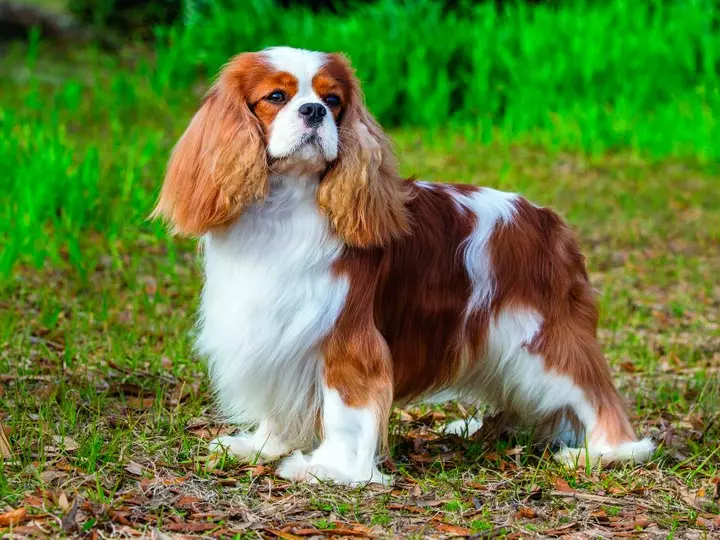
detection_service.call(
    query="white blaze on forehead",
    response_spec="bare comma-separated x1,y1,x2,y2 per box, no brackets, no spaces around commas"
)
263,47,327,90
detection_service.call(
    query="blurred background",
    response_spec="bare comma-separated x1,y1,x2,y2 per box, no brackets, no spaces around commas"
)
0,0,718,537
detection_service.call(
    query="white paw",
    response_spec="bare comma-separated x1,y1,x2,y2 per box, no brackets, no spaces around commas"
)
553,438,655,468
209,433,287,462
209,434,256,459
276,451,311,481
444,417,483,437
276,451,392,486
553,446,588,467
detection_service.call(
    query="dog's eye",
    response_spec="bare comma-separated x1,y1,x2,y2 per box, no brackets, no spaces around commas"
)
323,94,341,107
266,90,287,104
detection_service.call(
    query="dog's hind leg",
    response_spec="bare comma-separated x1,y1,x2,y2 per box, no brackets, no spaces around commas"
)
472,308,654,467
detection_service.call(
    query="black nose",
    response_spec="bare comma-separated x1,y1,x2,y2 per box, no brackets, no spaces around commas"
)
298,102,327,126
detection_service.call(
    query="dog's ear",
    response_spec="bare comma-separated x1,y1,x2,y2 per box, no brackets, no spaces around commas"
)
152,53,269,236
317,54,411,248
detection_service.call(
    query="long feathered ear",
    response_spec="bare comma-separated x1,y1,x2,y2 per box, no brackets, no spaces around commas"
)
151,54,268,236
317,54,411,248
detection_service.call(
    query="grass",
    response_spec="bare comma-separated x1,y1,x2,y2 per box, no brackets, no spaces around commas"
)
1,2,719,537
164,0,719,159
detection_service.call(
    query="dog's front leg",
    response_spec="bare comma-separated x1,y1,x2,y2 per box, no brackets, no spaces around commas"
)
276,328,393,486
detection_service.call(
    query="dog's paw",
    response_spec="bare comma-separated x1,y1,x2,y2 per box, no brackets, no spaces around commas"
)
276,451,311,481
209,434,256,459
276,452,392,486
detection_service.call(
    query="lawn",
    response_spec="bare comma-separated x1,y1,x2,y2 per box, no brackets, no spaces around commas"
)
1,4,719,539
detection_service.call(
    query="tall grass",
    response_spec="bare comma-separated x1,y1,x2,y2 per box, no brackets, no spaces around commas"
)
0,0,717,279
0,32,179,281
159,0,719,158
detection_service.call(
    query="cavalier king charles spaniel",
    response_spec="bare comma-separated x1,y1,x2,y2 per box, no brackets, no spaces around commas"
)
153,47,653,485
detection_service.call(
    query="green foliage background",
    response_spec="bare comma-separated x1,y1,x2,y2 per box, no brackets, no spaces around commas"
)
0,0,718,280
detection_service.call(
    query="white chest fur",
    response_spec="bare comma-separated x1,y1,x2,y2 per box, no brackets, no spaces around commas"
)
196,177,348,444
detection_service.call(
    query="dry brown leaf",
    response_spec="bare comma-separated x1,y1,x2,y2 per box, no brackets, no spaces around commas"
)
553,478,577,493
176,495,201,507
0,422,12,458
139,476,187,490
435,523,472,536
0,507,27,526
696,516,720,528
109,510,133,526
540,522,579,536
514,506,536,519
290,527,371,537
242,464,269,477
61,498,79,532
620,361,637,373
126,397,156,409
39,470,68,484
163,521,220,532
396,410,414,423
23,494,44,509
57,492,71,512
610,518,651,530
266,530,303,540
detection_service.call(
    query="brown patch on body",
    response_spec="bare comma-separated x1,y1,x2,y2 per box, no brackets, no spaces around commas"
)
325,181,637,448
488,198,635,444
323,184,476,406
375,185,478,401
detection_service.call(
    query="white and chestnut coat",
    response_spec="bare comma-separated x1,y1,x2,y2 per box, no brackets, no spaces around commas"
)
153,46,653,485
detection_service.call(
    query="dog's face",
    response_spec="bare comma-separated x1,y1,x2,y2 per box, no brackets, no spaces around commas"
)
256,48,346,174
153,46,410,247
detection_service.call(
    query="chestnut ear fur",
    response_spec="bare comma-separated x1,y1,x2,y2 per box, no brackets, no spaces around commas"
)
151,53,268,237
317,54,412,248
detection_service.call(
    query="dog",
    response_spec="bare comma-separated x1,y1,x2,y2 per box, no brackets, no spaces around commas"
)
152,46,653,485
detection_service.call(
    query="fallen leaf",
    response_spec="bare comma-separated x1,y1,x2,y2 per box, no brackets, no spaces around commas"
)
620,361,637,373
176,495,201,507
23,494,44,509
0,508,27,526
696,516,720,528
109,510,133,526
514,506,536,519
57,492,71,512
396,410,414,422
139,476,187,490
266,530,303,540
124,461,144,476
61,498,79,532
0,422,11,458
290,527,370,537
39,470,68,484
242,464,269,477
541,522,579,536
163,521,220,532
435,523,472,536
553,478,577,493
611,518,651,530
52,435,79,452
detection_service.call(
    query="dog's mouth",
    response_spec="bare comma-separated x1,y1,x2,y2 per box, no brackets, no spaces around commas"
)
299,131,322,149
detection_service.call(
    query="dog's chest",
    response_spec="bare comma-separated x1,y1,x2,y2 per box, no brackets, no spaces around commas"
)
197,183,348,366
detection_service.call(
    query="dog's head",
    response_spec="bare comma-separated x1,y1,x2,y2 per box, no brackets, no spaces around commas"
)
153,46,410,247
